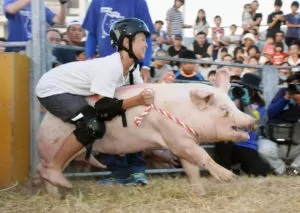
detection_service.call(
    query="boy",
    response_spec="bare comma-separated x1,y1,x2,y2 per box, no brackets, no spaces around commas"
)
284,1,300,47
175,50,204,81
36,18,154,188
211,15,225,60
267,0,284,38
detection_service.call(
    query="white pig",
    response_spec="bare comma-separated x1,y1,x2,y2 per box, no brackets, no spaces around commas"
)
36,71,255,195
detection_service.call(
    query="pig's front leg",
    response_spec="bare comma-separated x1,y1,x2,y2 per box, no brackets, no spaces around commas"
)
180,159,206,195
176,142,235,181
160,121,235,181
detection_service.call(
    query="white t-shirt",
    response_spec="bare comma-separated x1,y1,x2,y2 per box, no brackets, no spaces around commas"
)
36,52,143,98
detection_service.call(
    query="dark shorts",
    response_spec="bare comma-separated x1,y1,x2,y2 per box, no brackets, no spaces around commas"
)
38,93,89,122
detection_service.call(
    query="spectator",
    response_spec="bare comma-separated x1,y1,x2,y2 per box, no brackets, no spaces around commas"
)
198,53,213,80
166,0,192,41
271,42,288,66
284,1,300,47
227,24,241,55
230,75,241,82
0,37,7,52
47,29,62,68
82,0,155,185
215,73,270,177
211,15,225,60
3,0,66,52
175,50,204,81
53,19,84,64
278,62,293,85
154,20,169,49
275,30,288,52
247,45,260,61
223,54,233,63
233,47,245,62
287,43,300,67
47,29,61,44
207,70,216,83
266,0,284,38
75,42,86,61
193,9,209,36
151,33,160,57
61,32,69,42
151,49,173,82
258,72,300,175
168,34,187,70
251,0,263,30
261,35,275,64
242,3,254,32
215,47,228,63
82,0,155,83
189,32,213,59
242,33,256,56
231,61,244,77
243,57,259,76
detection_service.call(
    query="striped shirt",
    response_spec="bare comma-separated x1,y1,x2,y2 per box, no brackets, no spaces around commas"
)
166,7,183,36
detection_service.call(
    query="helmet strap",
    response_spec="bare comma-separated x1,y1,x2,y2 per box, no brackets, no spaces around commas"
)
129,62,138,85
122,37,139,63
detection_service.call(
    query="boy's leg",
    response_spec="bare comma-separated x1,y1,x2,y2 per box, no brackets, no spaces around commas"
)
39,134,83,188
38,94,104,188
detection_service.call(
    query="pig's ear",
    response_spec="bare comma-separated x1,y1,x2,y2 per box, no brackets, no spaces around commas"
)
190,89,214,109
215,70,231,93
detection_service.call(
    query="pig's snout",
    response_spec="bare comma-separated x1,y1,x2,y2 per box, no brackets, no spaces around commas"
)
236,113,257,131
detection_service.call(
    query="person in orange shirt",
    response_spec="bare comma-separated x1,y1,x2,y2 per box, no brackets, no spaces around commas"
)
271,42,288,66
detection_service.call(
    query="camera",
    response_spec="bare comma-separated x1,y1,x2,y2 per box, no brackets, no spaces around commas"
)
286,83,300,95
231,83,247,99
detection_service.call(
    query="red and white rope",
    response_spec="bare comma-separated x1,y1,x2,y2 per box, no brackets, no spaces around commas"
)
134,104,199,138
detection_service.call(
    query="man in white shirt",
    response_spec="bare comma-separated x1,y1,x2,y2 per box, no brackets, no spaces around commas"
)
36,18,154,188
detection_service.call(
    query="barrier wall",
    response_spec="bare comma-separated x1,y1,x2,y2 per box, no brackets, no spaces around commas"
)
0,53,30,188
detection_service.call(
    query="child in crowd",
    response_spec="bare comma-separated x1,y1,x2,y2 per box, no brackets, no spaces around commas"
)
242,57,259,76
271,42,288,66
262,35,275,63
231,61,244,77
198,53,214,80
211,15,225,60
287,43,300,67
228,24,241,55
215,47,228,62
207,70,216,83
242,4,254,31
233,47,245,62
175,50,204,81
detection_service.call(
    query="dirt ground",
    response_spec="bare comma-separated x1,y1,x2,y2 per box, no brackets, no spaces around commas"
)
1,175,300,213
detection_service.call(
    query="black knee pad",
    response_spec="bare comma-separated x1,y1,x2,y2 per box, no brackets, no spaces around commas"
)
72,106,106,146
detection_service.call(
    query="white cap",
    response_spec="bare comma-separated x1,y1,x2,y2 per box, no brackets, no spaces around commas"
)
242,33,256,43
67,19,83,28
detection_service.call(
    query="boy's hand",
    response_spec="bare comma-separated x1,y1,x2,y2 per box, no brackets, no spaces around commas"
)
139,89,154,106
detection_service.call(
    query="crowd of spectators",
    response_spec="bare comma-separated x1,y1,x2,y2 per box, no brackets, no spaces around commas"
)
1,0,300,178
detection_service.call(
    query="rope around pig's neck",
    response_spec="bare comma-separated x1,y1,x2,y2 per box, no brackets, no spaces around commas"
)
134,104,199,138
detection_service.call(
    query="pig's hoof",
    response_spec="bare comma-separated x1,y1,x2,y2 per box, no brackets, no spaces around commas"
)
211,167,236,182
191,185,206,196
38,166,73,189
